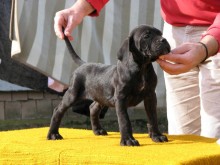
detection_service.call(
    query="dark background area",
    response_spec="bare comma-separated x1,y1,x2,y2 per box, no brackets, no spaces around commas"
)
0,0,48,90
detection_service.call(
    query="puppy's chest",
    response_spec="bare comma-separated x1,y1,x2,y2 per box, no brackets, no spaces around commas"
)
126,88,146,106
127,79,148,97
130,75,147,91
137,81,146,91
124,80,149,106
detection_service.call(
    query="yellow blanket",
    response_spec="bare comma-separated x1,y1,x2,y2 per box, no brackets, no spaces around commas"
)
0,128,220,164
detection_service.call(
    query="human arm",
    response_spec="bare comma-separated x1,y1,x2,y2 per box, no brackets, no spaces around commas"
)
157,14,220,75
54,0,108,40
156,36,218,75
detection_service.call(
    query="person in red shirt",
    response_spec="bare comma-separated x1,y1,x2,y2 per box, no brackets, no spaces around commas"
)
158,0,220,138
54,0,220,138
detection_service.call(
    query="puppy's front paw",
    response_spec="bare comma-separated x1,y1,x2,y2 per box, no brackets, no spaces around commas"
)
120,137,140,146
151,134,168,142
47,132,63,140
93,128,108,136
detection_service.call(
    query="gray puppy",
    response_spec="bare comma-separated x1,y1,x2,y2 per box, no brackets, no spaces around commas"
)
47,25,170,146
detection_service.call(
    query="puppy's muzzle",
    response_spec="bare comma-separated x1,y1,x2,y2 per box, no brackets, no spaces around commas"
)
150,38,170,61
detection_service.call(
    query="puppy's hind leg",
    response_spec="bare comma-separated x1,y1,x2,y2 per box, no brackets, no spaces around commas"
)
90,102,108,135
47,87,79,140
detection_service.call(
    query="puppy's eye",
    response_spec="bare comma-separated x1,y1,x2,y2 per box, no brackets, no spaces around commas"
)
144,34,149,38
143,32,151,39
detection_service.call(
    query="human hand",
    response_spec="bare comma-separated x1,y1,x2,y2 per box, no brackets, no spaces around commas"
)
156,42,207,75
157,35,219,75
54,8,82,40
54,0,95,40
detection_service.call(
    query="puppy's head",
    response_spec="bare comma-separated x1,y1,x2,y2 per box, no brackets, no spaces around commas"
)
129,25,170,62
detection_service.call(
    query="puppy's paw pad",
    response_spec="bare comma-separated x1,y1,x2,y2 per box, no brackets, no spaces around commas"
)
151,134,168,142
47,133,63,140
94,129,108,136
120,138,140,146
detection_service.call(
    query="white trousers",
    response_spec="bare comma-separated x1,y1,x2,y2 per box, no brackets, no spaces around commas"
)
163,22,220,138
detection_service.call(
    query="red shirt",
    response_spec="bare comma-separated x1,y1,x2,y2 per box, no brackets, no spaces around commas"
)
161,0,220,26
161,0,220,47
88,0,220,47
87,0,109,16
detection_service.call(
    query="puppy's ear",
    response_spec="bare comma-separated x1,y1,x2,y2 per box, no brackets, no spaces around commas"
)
129,33,144,56
117,38,129,61
129,32,149,64
129,33,135,53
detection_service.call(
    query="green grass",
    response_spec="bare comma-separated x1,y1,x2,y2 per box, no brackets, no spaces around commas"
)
0,119,51,131
0,117,92,131
0,108,168,133
0,118,167,134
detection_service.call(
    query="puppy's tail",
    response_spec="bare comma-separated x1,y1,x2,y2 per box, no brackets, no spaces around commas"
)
62,28,85,66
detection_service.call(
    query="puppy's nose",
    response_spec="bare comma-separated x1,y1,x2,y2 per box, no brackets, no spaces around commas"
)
160,38,166,42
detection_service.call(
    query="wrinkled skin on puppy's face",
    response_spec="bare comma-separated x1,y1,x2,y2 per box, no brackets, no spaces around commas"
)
131,25,171,62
